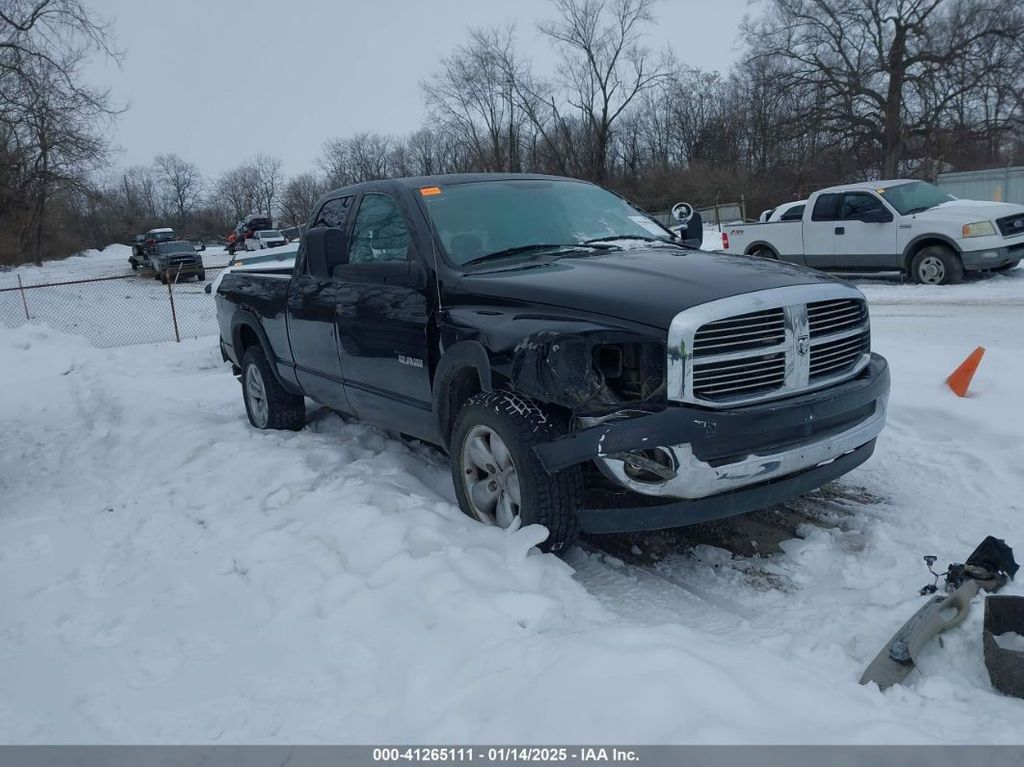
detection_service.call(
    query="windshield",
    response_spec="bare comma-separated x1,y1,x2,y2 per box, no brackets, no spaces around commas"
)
422,179,672,266
877,181,954,215
259,230,283,239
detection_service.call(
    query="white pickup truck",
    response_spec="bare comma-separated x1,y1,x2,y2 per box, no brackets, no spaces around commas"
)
725,179,1024,284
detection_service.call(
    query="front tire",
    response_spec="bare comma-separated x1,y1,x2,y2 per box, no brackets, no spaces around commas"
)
450,391,581,552
240,346,305,431
910,246,963,285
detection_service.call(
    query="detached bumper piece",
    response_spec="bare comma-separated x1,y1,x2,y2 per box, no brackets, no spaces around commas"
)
533,354,890,533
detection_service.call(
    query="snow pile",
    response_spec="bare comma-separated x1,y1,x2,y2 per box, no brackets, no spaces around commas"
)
2,269,1024,743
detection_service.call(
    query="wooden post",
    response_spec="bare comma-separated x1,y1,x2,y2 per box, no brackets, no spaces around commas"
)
17,274,29,320
166,277,181,343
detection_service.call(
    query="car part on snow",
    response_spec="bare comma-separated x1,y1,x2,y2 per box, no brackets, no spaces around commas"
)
984,596,1024,700
859,536,1017,690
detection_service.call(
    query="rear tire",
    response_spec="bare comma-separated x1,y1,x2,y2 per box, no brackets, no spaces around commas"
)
240,345,305,431
196,270,206,281
450,390,581,553
751,247,777,260
910,246,963,285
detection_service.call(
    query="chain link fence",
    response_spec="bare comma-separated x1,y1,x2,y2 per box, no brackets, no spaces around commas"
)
0,268,227,348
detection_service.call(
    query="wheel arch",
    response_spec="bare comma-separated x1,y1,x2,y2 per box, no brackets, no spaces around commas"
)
230,311,299,393
433,341,495,449
903,233,961,272
744,241,780,258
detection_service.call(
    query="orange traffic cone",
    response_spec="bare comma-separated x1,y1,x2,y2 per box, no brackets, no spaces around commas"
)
946,346,985,397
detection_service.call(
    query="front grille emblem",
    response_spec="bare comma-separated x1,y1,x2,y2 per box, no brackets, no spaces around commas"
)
797,334,810,356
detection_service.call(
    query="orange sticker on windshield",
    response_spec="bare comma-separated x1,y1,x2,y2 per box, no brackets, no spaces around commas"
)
420,186,442,197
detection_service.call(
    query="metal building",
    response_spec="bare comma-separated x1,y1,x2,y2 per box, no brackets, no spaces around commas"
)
936,166,1024,205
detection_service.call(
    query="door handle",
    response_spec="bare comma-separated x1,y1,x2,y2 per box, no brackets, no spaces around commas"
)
834,226,845,235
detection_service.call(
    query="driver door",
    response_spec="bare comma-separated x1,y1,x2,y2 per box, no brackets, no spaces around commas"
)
832,192,897,270
332,192,436,440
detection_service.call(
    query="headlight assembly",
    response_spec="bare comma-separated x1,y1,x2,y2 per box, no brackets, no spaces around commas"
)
962,221,996,238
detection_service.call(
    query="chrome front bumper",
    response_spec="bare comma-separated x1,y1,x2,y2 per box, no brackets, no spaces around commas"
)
593,396,888,500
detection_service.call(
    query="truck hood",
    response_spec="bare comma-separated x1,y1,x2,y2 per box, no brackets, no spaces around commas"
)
917,199,1024,223
457,247,841,329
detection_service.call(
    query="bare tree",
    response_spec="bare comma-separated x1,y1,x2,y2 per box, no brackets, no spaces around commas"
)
423,24,532,172
1,0,121,264
154,153,202,221
538,0,669,181
251,153,283,216
318,132,394,186
744,0,1024,177
213,164,260,224
279,171,327,226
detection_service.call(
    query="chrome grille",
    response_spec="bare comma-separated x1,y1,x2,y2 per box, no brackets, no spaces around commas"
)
807,299,866,338
693,351,786,401
667,285,872,408
810,329,870,380
692,308,785,357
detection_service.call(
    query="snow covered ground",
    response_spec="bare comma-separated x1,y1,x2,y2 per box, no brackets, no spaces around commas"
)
1,255,1023,743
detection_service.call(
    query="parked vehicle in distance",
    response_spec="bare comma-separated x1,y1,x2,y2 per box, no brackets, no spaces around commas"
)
143,227,177,256
759,200,807,223
151,241,205,283
725,179,1024,284
129,235,148,270
226,215,274,255
214,174,889,552
246,229,288,250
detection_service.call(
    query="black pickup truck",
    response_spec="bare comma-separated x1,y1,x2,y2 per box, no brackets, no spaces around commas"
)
214,174,890,551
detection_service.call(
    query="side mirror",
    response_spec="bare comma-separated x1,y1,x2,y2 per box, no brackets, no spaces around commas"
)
305,227,349,279
861,208,893,223
671,202,694,223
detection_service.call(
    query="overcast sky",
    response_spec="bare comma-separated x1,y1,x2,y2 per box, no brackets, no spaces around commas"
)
84,0,753,178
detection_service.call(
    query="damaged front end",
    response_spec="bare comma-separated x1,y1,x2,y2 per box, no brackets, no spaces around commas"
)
508,284,891,534
509,329,667,415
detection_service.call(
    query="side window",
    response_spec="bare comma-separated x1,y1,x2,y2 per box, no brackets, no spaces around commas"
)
840,193,885,220
811,194,841,221
780,204,805,222
313,196,353,228
349,194,411,264
300,196,352,275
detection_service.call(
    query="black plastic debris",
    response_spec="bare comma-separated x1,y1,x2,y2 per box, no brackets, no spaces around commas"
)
984,595,1024,700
